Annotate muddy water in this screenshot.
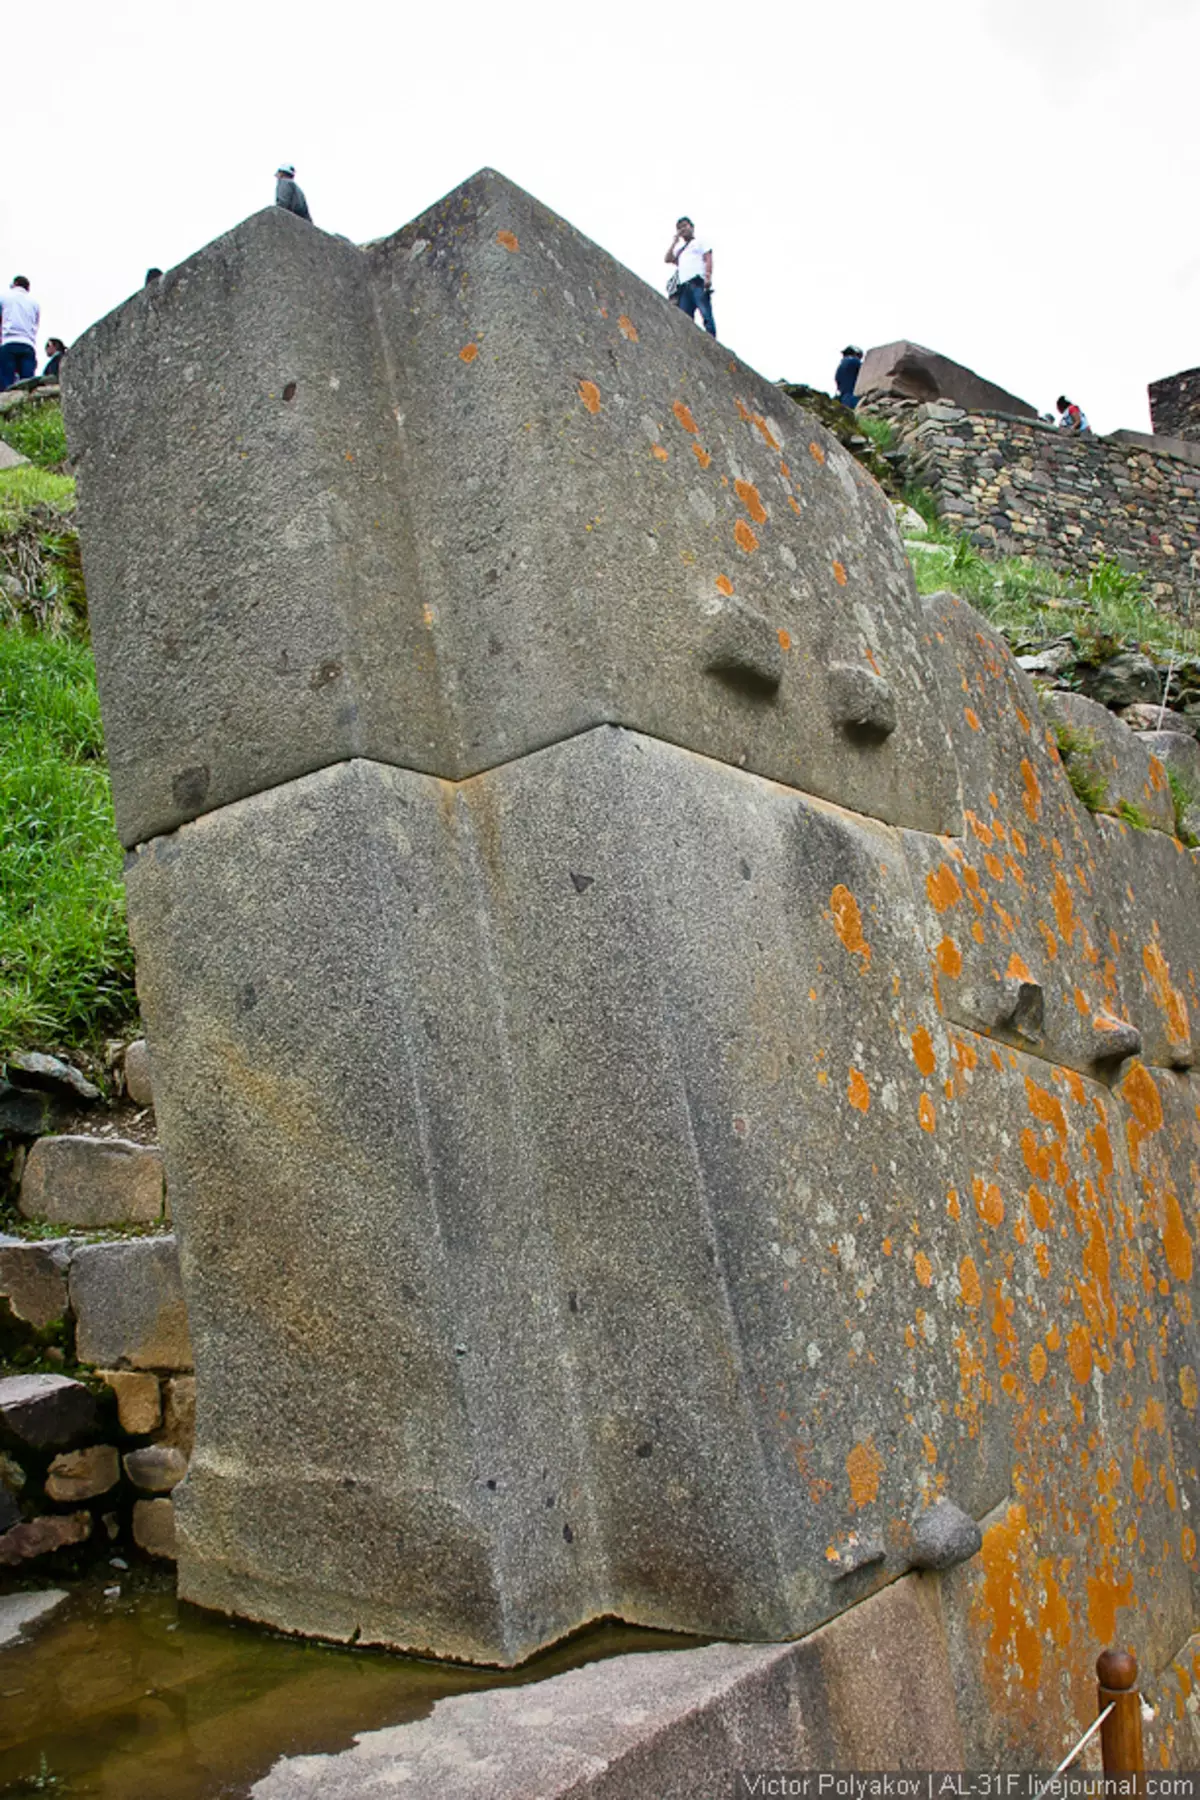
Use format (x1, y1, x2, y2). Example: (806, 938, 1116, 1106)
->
(0, 1570, 701, 1798)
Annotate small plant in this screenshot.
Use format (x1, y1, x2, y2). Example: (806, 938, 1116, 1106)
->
(0, 400, 69, 472)
(1115, 798, 1152, 830)
(857, 414, 896, 453)
(1168, 769, 1199, 847)
(1051, 721, 1109, 812)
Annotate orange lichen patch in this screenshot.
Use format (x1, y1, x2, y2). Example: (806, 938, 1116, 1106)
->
(691, 443, 712, 469)
(1036, 921, 1059, 961)
(673, 400, 699, 435)
(1142, 940, 1191, 1048)
(1067, 1322, 1093, 1385)
(847, 1067, 871, 1113)
(1086, 1566, 1135, 1645)
(715, 574, 734, 597)
(1029, 1343, 1048, 1384)
(777, 628, 792, 652)
(578, 379, 601, 414)
(459, 342, 479, 363)
(1121, 1061, 1164, 1167)
(948, 1188, 963, 1222)
(974, 1176, 1005, 1227)
(1185, 1526, 1198, 1562)
(975, 1503, 1042, 1690)
(937, 936, 963, 979)
(617, 314, 638, 341)
(1028, 1182, 1052, 1229)
(830, 884, 872, 970)
(734, 479, 767, 524)
(1006, 952, 1034, 984)
(495, 229, 519, 252)
(911, 1026, 937, 1077)
(788, 495, 801, 515)
(984, 853, 1005, 882)
(745, 410, 780, 449)
(734, 519, 759, 554)
(1035, 1243, 1051, 1277)
(1025, 1077, 1066, 1141)
(846, 1437, 883, 1508)
(832, 560, 848, 586)
(1020, 758, 1042, 822)
(914, 1250, 934, 1287)
(1038, 1557, 1072, 1653)
(1148, 754, 1167, 791)
(927, 864, 963, 914)
(1051, 872, 1078, 946)
(919, 1094, 937, 1134)
(959, 1256, 982, 1308)
(780, 460, 791, 478)
(1180, 1366, 1198, 1411)
(651, 444, 669, 462)
(808, 440, 826, 465)
(1163, 1190, 1194, 1284)
(963, 707, 982, 732)
(1132, 1456, 1151, 1500)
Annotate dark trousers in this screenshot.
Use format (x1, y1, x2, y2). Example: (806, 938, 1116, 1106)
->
(0, 342, 35, 390)
(676, 277, 716, 338)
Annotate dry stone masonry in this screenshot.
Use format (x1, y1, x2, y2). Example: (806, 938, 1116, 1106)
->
(870, 396, 1200, 604)
(60, 170, 1200, 1769)
(1151, 366, 1200, 444)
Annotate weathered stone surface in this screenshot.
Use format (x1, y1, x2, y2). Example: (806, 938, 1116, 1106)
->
(70, 1236, 192, 1371)
(1081, 648, 1162, 708)
(0, 1234, 76, 1329)
(1043, 689, 1176, 833)
(1149, 365, 1200, 444)
(98, 1368, 162, 1435)
(123, 1037, 154, 1106)
(44, 1443, 120, 1503)
(857, 340, 1036, 416)
(0, 1484, 19, 1531)
(19, 1134, 164, 1227)
(0, 440, 28, 470)
(1109, 426, 1200, 469)
(908, 1499, 982, 1571)
(65, 175, 961, 849)
(252, 1578, 962, 1797)
(0, 1374, 100, 1451)
(132, 1496, 176, 1560)
(6, 1051, 101, 1102)
(1090, 819, 1198, 1068)
(0, 1080, 63, 1139)
(0, 1511, 90, 1566)
(124, 1443, 187, 1492)
(0, 1589, 68, 1647)
(161, 1375, 195, 1455)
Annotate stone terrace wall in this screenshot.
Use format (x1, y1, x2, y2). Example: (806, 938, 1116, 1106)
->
(873, 398, 1200, 605)
(1151, 367, 1200, 444)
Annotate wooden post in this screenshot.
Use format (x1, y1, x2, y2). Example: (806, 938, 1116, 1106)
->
(1096, 1649, 1144, 1789)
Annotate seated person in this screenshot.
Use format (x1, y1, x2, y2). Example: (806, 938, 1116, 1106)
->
(42, 337, 66, 380)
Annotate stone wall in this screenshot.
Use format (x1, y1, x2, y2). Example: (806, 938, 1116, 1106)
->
(1150, 367, 1200, 444)
(873, 396, 1200, 604)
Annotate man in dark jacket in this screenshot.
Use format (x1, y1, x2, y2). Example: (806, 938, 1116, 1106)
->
(835, 346, 863, 409)
(275, 166, 312, 223)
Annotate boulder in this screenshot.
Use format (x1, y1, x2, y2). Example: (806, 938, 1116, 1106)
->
(0, 1081, 64, 1139)
(0, 1511, 90, 1566)
(123, 1038, 154, 1107)
(0, 1589, 68, 1647)
(908, 1498, 983, 1571)
(19, 1134, 164, 1227)
(98, 1369, 162, 1435)
(0, 1234, 77, 1329)
(5, 1052, 101, 1103)
(1043, 690, 1176, 833)
(856, 340, 1036, 417)
(1016, 636, 1075, 679)
(0, 1374, 100, 1451)
(1080, 649, 1161, 708)
(44, 1444, 120, 1503)
(70, 1236, 192, 1371)
(124, 1443, 187, 1493)
(0, 441, 28, 470)
(133, 1496, 176, 1560)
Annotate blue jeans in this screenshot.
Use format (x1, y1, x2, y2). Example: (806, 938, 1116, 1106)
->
(0, 342, 35, 390)
(676, 277, 716, 337)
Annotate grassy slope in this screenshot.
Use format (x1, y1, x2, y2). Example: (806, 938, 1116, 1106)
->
(0, 404, 137, 1055)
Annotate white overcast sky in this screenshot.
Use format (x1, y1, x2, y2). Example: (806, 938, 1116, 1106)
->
(5, 0, 1198, 435)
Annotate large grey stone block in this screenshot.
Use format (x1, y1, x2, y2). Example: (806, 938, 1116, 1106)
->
(252, 1578, 962, 1797)
(857, 340, 1037, 417)
(19, 1134, 164, 1227)
(69, 1236, 192, 1371)
(64, 172, 961, 848)
(0, 1375, 100, 1451)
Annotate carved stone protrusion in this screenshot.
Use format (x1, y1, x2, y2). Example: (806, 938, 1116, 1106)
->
(702, 602, 783, 694)
(825, 1531, 886, 1582)
(974, 975, 1044, 1046)
(1088, 1011, 1142, 1065)
(908, 1498, 982, 1571)
(828, 662, 897, 739)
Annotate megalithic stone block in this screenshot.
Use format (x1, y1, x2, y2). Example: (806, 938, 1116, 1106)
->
(64, 170, 961, 848)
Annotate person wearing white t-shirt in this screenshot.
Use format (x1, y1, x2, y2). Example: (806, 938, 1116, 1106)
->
(0, 277, 40, 390)
(665, 217, 716, 338)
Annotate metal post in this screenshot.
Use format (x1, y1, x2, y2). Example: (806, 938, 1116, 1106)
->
(1096, 1649, 1144, 1790)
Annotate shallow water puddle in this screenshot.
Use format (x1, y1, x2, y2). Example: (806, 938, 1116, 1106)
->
(0, 1570, 700, 1797)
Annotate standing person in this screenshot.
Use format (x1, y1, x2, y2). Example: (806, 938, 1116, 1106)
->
(835, 346, 863, 409)
(275, 166, 312, 224)
(1056, 395, 1089, 434)
(0, 277, 40, 391)
(665, 217, 716, 338)
(42, 337, 66, 380)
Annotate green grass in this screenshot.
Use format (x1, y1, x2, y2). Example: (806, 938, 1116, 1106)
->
(0, 466, 84, 638)
(0, 464, 75, 528)
(1115, 798, 1152, 830)
(1168, 770, 1199, 848)
(1051, 722, 1109, 812)
(0, 627, 136, 1052)
(857, 414, 896, 452)
(0, 399, 68, 471)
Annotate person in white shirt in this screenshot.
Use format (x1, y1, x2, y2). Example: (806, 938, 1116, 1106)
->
(0, 277, 40, 390)
(665, 218, 716, 338)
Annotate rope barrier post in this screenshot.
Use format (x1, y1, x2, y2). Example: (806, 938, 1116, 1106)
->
(1096, 1648, 1144, 1790)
